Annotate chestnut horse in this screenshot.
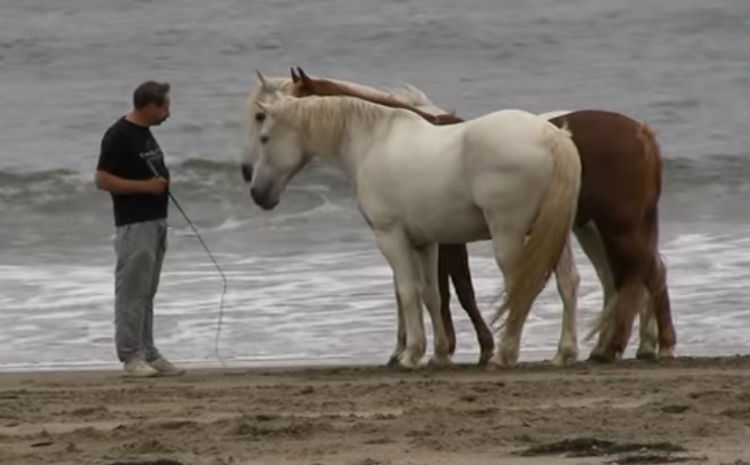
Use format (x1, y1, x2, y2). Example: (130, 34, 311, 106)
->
(245, 68, 676, 364)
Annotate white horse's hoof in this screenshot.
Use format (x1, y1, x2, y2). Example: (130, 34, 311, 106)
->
(658, 346, 675, 359)
(397, 352, 421, 370)
(551, 350, 578, 367)
(636, 348, 657, 360)
(427, 355, 453, 368)
(488, 351, 518, 369)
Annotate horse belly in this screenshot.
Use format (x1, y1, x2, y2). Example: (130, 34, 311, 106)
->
(402, 197, 490, 246)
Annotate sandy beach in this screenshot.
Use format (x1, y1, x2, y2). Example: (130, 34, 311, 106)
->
(0, 356, 747, 465)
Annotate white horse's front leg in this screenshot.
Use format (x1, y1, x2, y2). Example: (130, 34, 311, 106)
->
(551, 238, 580, 366)
(374, 229, 426, 369)
(417, 244, 452, 367)
(387, 284, 406, 367)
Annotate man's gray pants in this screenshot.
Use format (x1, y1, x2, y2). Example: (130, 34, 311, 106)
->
(114, 218, 167, 363)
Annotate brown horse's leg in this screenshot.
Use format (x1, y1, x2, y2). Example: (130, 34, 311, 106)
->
(447, 244, 494, 365)
(437, 244, 457, 357)
(588, 230, 649, 362)
(644, 253, 676, 358)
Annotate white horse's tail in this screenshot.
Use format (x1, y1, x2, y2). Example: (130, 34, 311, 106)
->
(495, 121, 581, 330)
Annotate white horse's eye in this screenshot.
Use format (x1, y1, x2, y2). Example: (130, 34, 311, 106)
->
(260, 135, 269, 144)
(255, 113, 266, 123)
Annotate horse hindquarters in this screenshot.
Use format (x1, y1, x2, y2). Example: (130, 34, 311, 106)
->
(485, 123, 582, 367)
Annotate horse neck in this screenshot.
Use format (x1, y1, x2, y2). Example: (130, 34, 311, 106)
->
(323, 78, 448, 115)
(294, 98, 402, 177)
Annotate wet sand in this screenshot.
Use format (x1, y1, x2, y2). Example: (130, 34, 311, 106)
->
(0, 356, 748, 465)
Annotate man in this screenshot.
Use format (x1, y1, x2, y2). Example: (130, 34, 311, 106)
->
(96, 81, 184, 377)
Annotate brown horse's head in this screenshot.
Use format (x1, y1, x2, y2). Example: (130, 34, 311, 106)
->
(290, 67, 342, 97)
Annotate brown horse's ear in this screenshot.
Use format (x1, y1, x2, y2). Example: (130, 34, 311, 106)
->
(297, 67, 313, 87)
(290, 67, 300, 83)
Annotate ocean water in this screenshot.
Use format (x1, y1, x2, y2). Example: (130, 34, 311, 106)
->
(0, 0, 748, 370)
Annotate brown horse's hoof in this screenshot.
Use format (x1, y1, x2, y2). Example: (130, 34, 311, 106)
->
(477, 351, 493, 367)
(588, 348, 617, 363)
(386, 356, 400, 369)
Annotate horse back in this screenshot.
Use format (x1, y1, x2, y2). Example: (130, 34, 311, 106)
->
(550, 110, 662, 231)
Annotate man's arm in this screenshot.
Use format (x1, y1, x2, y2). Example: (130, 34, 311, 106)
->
(95, 170, 168, 195)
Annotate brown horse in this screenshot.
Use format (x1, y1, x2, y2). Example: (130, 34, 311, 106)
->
(288, 67, 676, 364)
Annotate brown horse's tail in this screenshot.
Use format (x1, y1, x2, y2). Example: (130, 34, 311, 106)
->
(638, 123, 663, 247)
(493, 121, 581, 330)
(637, 123, 676, 353)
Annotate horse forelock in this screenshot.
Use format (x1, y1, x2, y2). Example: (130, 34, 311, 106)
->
(247, 77, 295, 111)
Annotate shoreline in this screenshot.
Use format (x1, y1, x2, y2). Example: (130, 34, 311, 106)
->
(1, 355, 748, 465)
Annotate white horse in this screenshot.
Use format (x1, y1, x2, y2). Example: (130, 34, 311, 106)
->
(246, 94, 581, 369)
(243, 72, 663, 365)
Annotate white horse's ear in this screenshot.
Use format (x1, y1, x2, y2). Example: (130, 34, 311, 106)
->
(256, 70, 268, 89)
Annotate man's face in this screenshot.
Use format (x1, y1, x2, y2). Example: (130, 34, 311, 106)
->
(148, 95, 171, 125)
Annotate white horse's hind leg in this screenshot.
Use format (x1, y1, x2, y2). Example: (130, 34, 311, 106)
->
(374, 229, 426, 369)
(486, 226, 527, 368)
(417, 244, 452, 367)
(551, 238, 580, 366)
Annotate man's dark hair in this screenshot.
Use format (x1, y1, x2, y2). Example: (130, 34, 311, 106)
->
(133, 81, 170, 109)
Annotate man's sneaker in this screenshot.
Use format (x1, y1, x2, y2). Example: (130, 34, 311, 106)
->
(148, 357, 185, 376)
(123, 358, 159, 378)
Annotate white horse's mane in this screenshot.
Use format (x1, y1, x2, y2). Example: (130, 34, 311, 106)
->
(271, 95, 423, 156)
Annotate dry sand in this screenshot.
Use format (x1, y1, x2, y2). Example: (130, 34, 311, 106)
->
(0, 356, 748, 465)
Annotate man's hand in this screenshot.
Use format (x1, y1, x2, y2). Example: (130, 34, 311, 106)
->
(96, 170, 169, 195)
(143, 177, 169, 195)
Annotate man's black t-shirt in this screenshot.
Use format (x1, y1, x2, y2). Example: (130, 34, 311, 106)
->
(97, 117, 170, 226)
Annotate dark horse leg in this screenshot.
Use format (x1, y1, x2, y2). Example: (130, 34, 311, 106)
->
(589, 227, 652, 362)
(645, 255, 676, 358)
(642, 209, 676, 358)
(438, 244, 494, 365)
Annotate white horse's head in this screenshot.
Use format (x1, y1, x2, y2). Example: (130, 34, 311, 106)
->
(249, 96, 313, 210)
(241, 71, 295, 185)
(242, 68, 453, 208)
